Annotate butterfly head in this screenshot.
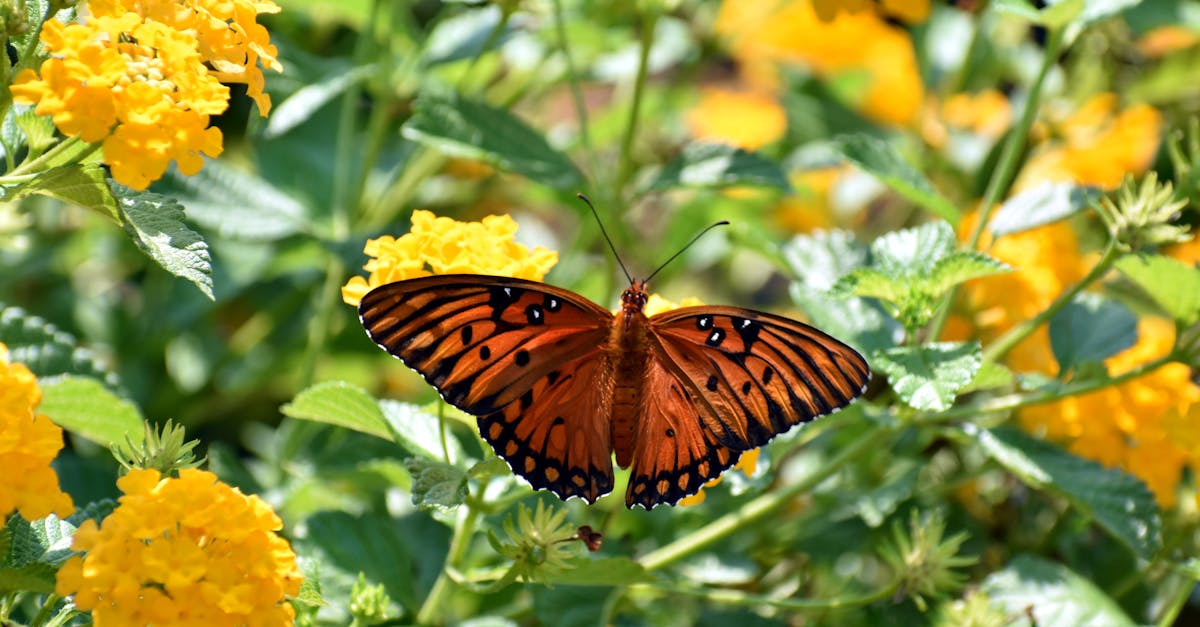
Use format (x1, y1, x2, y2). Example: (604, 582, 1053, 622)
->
(620, 279, 649, 314)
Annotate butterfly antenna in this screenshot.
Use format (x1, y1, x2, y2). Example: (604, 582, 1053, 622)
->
(645, 221, 730, 283)
(578, 193, 633, 284)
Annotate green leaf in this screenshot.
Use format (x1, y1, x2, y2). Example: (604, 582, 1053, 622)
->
(423, 5, 515, 66)
(112, 184, 214, 300)
(12, 106, 56, 156)
(403, 458, 467, 509)
(832, 134, 959, 223)
(554, 557, 651, 586)
(969, 426, 1162, 559)
(990, 181, 1099, 236)
(38, 376, 144, 447)
(379, 400, 465, 461)
(961, 360, 1014, 394)
(1115, 254, 1200, 325)
(873, 341, 982, 411)
(402, 92, 584, 190)
(993, 0, 1085, 27)
(783, 230, 901, 354)
(1049, 293, 1138, 373)
(264, 64, 374, 139)
(0, 305, 120, 388)
(982, 554, 1136, 626)
(25, 164, 120, 222)
(645, 142, 791, 192)
(832, 222, 1008, 332)
(166, 160, 309, 241)
(0, 514, 76, 594)
(281, 381, 394, 443)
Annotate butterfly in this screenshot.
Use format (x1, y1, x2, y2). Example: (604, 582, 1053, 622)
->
(358, 271, 870, 509)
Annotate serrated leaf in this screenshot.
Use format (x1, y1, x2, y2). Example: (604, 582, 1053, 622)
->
(969, 426, 1162, 559)
(830, 268, 907, 303)
(1115, 254, 1200, 325)
(281, 381, 394, 442)
(0, 514, 76, 594)
(832, 134, 959, 223)
(402, 92, 583, 190)
(990, 181, 1099, 236)
(982, 554, 1136, 626)
(0, 305, 120, 388)
(467, 456, 510, 479)
(112, 184, 214, 300)
(403, 458, 467, 509)
(872, 220, 957, 276)
(645, 142, 791, 192)
(25, 164, 120, 222)
(874, 341, 981, 411)
(1049, 293, 1138, 373)
(264, 64, 374, 139)
(961, 360, 1014, 393)
(38, 376, 144, 447)
(166, 161, 308, 241)
(926, 252, 1011, 294)
(553, 557, 651, 586)
(851, 462, 920, 528)
(379, 400, 465, 461)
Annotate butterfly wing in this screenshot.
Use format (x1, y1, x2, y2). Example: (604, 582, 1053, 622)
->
(359, 276, 617, 502)
(647, 306, 869, 451)
(359, 275, 613, 415)
(626, 354, 742, 509)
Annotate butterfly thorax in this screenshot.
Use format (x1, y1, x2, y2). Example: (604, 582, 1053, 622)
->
(609, 280, 651, 468)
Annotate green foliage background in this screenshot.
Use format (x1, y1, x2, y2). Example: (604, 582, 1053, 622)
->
(3, 0, 1200, 625)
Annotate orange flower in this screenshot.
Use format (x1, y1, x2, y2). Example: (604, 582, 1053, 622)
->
(1017, 94, 1162, 191)
(688, 88, 787, 150)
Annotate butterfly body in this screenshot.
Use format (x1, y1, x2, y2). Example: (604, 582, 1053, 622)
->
(359, 274, 869, 509)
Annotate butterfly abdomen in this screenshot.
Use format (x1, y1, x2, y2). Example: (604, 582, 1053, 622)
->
(609, 286, 652, 469)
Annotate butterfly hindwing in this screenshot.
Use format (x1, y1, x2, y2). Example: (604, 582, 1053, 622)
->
(478, 350, 616, 503)
(648, 306, 870, 451)
(626, 354, 742, 508)
(359, 275, 613, 415)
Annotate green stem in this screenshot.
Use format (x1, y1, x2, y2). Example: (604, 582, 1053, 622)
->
(638, 424, 894, 571)
(927, 29, 1063, 340)
(416, 503, 483, 625)
(552, 0, 598, 190)
(642, 580, 898, 611)
(932, 352, 1176, 422)
(28, 593, 61, 627)
(4, 136, 88, 179)
(460, 8, 513, 90)
(1154, 574, 1194, 627)
(615, 10, 658, 198)
(980, 241, 1119, 366)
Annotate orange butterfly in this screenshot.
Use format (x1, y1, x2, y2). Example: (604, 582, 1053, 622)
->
(358, 221, 870, 509)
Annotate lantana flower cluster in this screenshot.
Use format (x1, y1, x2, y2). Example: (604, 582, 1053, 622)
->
(342, 210, 559, 307)
(0, 343, 75, 521)
(56, 467, 303, 626)
(11, 0, 281, 190)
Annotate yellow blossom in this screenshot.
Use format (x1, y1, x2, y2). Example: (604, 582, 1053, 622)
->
(687, 88, 787, 150)
(679, 449, 760, 506)
(772, 169, 840, 233)
(342, 210, 559, 307)
(1136, 25, 1200, 58)
(56, 468, 302, 626)
(1020, 318, 1200, 507)
(923, 90, 1014, 148)
(11, 0, 281, 189)
(0, 344, 75, 520)
(1017, 94, 1162, 191)
(812, 0, 931, 24)
(714, 0, 924, 126)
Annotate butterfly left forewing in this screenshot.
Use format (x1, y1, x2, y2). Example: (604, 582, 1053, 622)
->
(647, 306, 870, 451)
(359, 275, 612, 415)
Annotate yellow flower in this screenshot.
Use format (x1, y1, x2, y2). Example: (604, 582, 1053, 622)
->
(56, 468, 302, 626)
(772, 168, 840, 233)
(342, 210, 559, 307)
(687, 88, 787, 150)
(1136, 25, 1200, 58)
(1017, 94, 1162, 191)
(0, 344, 75, 521)
(679, 449, 760, 506)
(11, 0, 281, 189)
(922, 90, 1014, 148)
(812, 0, 931, 24)
(1020, 318, 1200, 508)
(713, 0, 924, 126)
